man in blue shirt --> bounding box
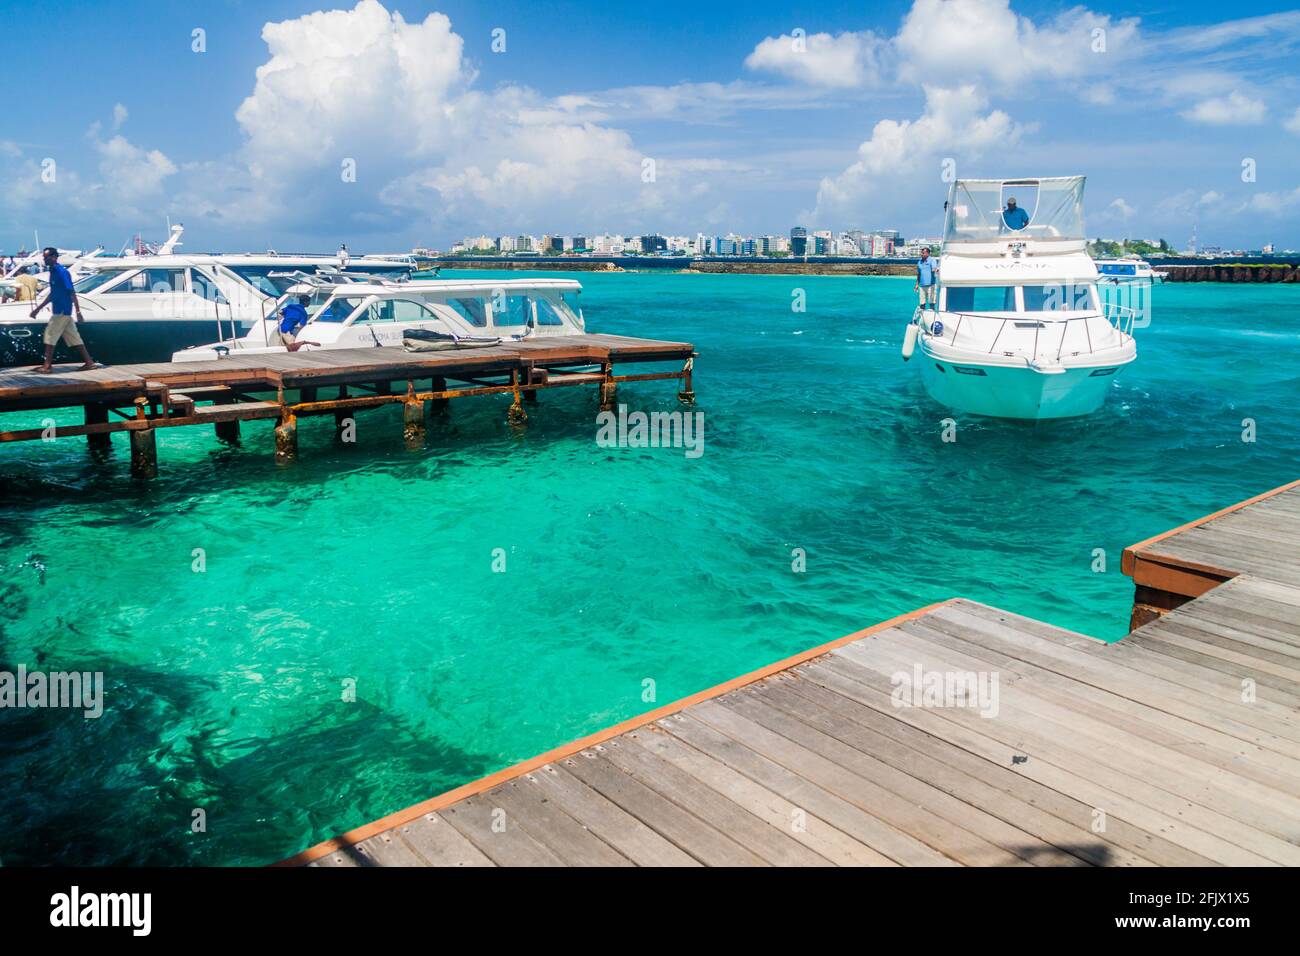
[915,247,939,310]
[277,294,318,351]
[1002,197,1030,231]
[29,247,97,373]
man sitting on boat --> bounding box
[1002,197,1030,231]
[277,295,319,352]
[915,247,939,310]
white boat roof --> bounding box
[939,249,1099,285]
[317,278,583,296]
[80,253,413,269]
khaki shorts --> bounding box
[44,313,84,346]
[279,330,297,347]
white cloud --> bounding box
[814,85,1024,220]
[1241,186,1300,215]
[1284,107,1300,134]
[1181,91,1266,125]
[1105,197,1135,220]
[744,30,884,88]
[112,103,128,130]
[894,0,1139,90]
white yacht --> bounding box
[0,247,414,368]
[902,176,1138,420]
[1094,257,1167,283]
[172,277,587,362]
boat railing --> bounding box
[925,308,1134,363]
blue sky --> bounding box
[3,0,1298,253]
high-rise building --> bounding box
[790,226,808,256]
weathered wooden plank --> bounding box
[394,813,494,867]
[746,677,1090,866]
[599,732,832,866]
[483,777,633,866]
[560,749,767,866]
[628,724,893,866]
[831,641,1300,865]
[523,764,700,867]
[694,696,1019,865]
[439,793,568,867]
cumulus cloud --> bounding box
[1181,90,1267,125]
[894,0,1139,89]
[814,85,1024,220]
[1284,106,1300,133]
[1240,186,1300,215]
[745,30,884,88]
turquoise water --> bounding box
[1,273,1296,865]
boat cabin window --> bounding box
[387,299,440,322]
[313,296,367,323]
[188,268,225,303]
[74,269,128,293]
[114,268,185,294]
[491,294,532,328]
[943,286,1017,313]
[447,297,488,328]
[1022,284,1092,311]
[228,265,299,297]
[561,291,583,325]
[534,298,567,326]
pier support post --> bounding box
[599,363,617,412]
[429,376,448,415]
[677,357,696,405]
[215,418,241,442]
[524,367,543,404]
[129,428,158,479]
[213,394,240,442]
[334,387,354,442]
[275,412,298,463]
[84,404,111,449]
[507,370,528,426]
[403,382,426,447]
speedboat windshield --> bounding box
[944,177,1086,244]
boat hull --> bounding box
[0,319,247,368]
[919,349,1128,419]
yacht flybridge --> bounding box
[0,243,414,368]
[902,176,1138,420]
[171,277,587,362]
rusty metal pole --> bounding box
[677,356,696,404]
[507,368,528,425]
[129,398,157,479]
[599,362,617,412]
[403,380,426,446]
[275,411,298,462]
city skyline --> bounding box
[3,1,1299,253]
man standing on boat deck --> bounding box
[1002,197,1030,231]
[278,294,319,352]
[29,247,98,373]
[915,247,938,310]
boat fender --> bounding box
[901,322,918,361]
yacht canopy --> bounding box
[943,177,1086,244]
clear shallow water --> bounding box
[1,272,1296,865]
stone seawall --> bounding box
[1164,264,1298,282]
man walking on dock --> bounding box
[915,247,938,310]
[29,247,98,373]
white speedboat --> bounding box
[0,245,414,368]
[1094,257,1166,283]
[172,277,587,362]
[901,176,1137,420]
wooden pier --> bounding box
[0,334,696,476]
[287,479,1300,867]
